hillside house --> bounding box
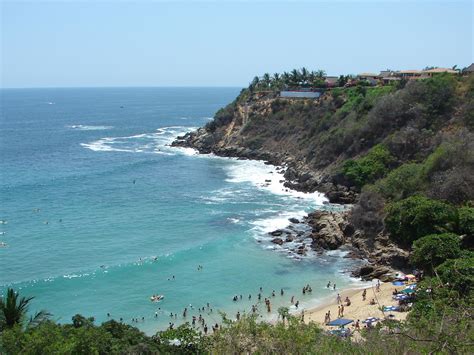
[358,72,380,85]
[422,68,458,77]
[324,76,339,87]
[463,63,474,75]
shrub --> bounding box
[411,233,461,273]
[385,195,458,246]
[342,144,394,188]
[375,163,425,201]
[458,206,474,236]
[435,257,474,296]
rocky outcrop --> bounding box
[305,210,351,250]
[171,94,413,277]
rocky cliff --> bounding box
[173,74,474,279]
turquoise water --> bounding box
[0,88,366,334]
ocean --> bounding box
[0,87,367,334]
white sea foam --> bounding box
[68,124,113,131]
[81,126,197,154]
[224,159,327,204]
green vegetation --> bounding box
[2,287,473,354]
[0,288,50,331]
[341,144,394,188]
[411,233,461,273]
[385,196,458,245]
[248,67,328,91]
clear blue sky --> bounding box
[1,0,472,88]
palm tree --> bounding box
[315,69,326,78]
[262,73,271,88]
[250,76,260,91]
[0,288,50,330]
[300,67,309,86]
[290,69,301,87]
[271,73,281,89]
[282,71,291,88]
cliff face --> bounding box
[173,75,474,276]
[174,93,360,203]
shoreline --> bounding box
[303,281,409,329]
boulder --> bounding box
[271,238,284,245]
[269,230,283,237]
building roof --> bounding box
[358,72,379,77]
[379,70,397,77]
[399,70,422,74]
[465,63,474,72]
[422,68,458,74]
[325,76,338,83]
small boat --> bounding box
[150,295,164,302]
[0,242,7,248]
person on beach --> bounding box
[183,308,187,317]
[336,293,342,304]
[192,316,196,327]
[236,311,240,321]
[355,319,360,330]
[258,293,262,300]
[259,286,263,292]
[272,290,275,297]
[369,298,376,305]
[291,296,295,304]
[327,281,331,288]
[345,297,351,306]
[295,300,299,309]
[204,325,208,335]
[302,287,306,295]
[362,289,367,301]
[376,280,381,292]
[281,288,284,296]
[340,304,345,317]
[337,306,341,317]
[333,284,336,290]
[248,294,251,300]
[155,312,158,318]
[327,310,331,323]
[324,312,329,324]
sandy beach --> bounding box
[304,281,409,329]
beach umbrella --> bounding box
[401,288,415,294]
[327,318,353,327]
[405,284,417,289]
[383,306,399,312]
[362,317,379,324]
[405,274,416,279]
[393,294,409,300]
[392,281,405,286]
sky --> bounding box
[1,0,473,88]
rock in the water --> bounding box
[288,217,300,224]
[269,230,283,237]
[271,238,284,245]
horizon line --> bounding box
[0,85,245,90]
